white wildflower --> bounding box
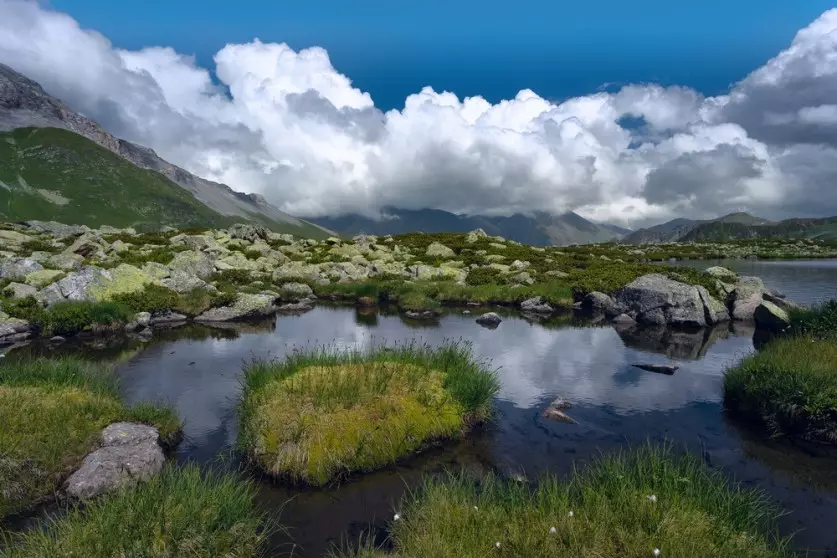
[393,513,401,521]
[568,510,574,517]
[647,494,657,503]
[653,548,661,557]
[549,527,557,534]
[495,542,501,549]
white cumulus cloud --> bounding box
[2,0,837,226]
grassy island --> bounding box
[3,464,268,558]
[239,342,499,485]
[335,445,791,558]
[724,300,837,445]
[0,357,180,518]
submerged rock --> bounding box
[633,363,679,375]
[754,301,791,332]
[542,406,575,423]
[64,423,165,500]
[476,312,502,327]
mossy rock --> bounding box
[24,269,65,288]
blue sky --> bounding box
[51,0,835,110]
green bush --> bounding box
[465,267,507,286]
[44,300,132,336]
[112,284,180,314]
[724,336,837,444]
[788,299,837,338]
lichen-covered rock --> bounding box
[754,301,790,332]
[161,270,207,293]
[0,313,31,344]
[46,252,84,271]
[520,296,553,314]
[195,293,277,322]
[141,262,171,280]
[64,423,164,500]
[545,269,569,279]
[168,250,216,280]
[64,233,107,259]
[706,266,738,281]
[510,260,530,271]
[38,265,109,305]
[24,269,65,288]
[0,229,33,249]
[4,282,37,299]
[88,264,157,301]
[697,286,730,325]
[426,242,456,259]
[465,229,488,243]
[279,282,314,301]
[108,240,130,254]
[150,311,188,325]
[228,223,270,243]
[25,220,87,239]
[0,258,43,280]
[215,252,260,272]
[510,271,534,286]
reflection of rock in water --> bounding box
[354,307,379,327]
[614,323,736,360]
[184,320,275,337]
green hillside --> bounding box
[0,127,329,238]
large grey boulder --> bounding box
[228,223,270,243]
[0,258,43,280]
[46,252,84,271]
[195,293,277,322]
[0,313,31,344]
[25,220,87,239]
[728,276,767,320]
[279,282,314,302]
[4,282,37,299]
[168,250,215,280]
[520,296,553,314]
[705,266,738,282]
[754,301,791,332]
[615,274,729,328]
[465,229,488,243]
[64,233,107,259]
[37,265,110,305]
[161,270,207,293]
[697,286,731,325]
[64,423,165,500]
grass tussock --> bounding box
[788,299,837,339]
[724,336,837,445]
[3,464,268,558]
[239,341,499,485]
[0,357,180,518]
[2,297,132,337]
[334,444,791,558]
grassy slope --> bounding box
[0,127,328,238]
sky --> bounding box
[2,0,837,226]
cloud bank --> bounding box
[2,0,837,226]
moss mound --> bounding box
[240,342,498,485]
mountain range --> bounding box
[0,63,330,237]
[313,208,630,246]
[622,212,837,244]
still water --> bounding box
[11,260,837,556]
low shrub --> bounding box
[239,342,498,485]
[112,284,180,315]
[334,444,790,558]
[724,336,837,445]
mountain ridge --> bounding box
[0,63,330,237]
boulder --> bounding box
[168,250,216,280]
[542,407,575,424]
[465,229,488,243]
[277,300,315,313]
[697,286,730,325]
[611,313,636,325]
[754,301,790,332]
[0,314,31,344]
[476,312,502,327]
[4,282,37,299]
[215,252,260,272]
[510,260,530,271]
[161,270,207,293]
[279,282,314,301]
[64,423,165,500]
[520,296,553,314]
[24,269,64,288]
[87,264,157,301]
[0,229,33,250]
[705,266,738,281]
[46,253,84,271]
[510,272,535,286]
[426,242,455,259]
[141,262,171,280]
[581,291,620,316]
[25,220,87,239]
[38,265,110,305]
[357,296,376,307]
[149,311,188,325]
[615,274,729,328]
[728,276,768,320]
[195,293,277,322]
[134,312,152,327]
[64,233,107,259]
[228,223,270,243]
[0,258,43,280]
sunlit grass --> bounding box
[333,444,791,558]
[0,357,180,518]
[3,464,269,558]
[239,341,499,485]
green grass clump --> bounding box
[465,267,507,286]
[335,444,790,558]
[111,284,180,315]
[0,357,180,518]
[1,297,133,336]
[3,464,268,558]
[724,336,837,444]
[788,299,837,339]
[239,342,498,485]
